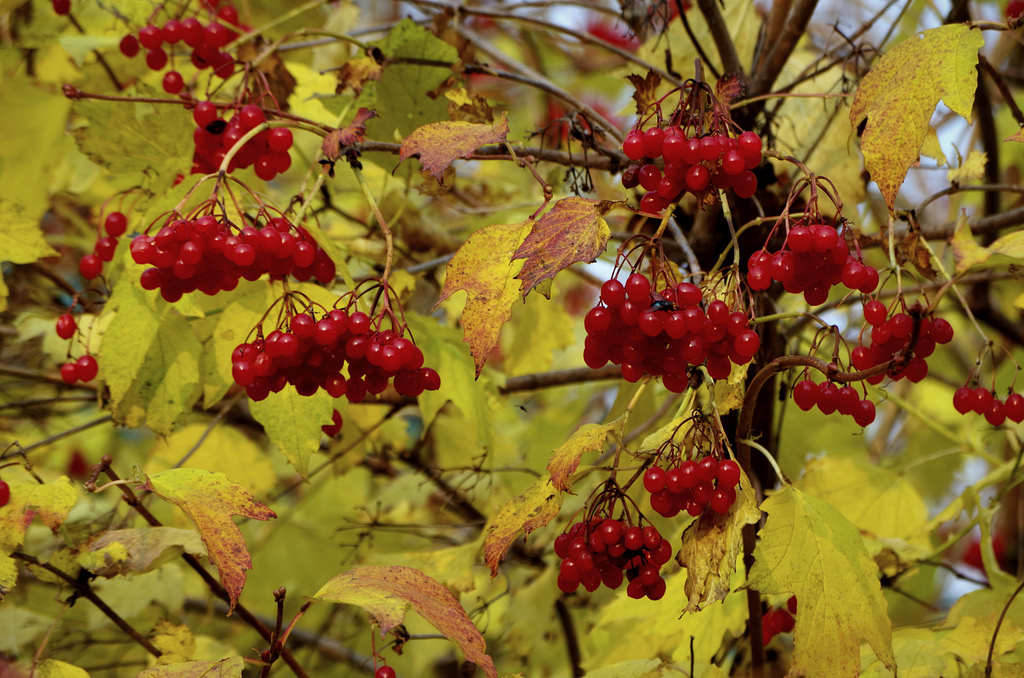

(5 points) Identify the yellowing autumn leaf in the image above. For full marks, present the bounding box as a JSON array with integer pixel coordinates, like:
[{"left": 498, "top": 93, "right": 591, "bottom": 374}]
[
  {"left": 78, "top": 527, "right": 206, "bottom": 577},
  {"left": 435, "top": 221, "right": 530, "bottom": 376},
  {"left": 746, "top": 485, "right": 894, "bottom": 677},
  {"left": 142, "top": 469, "right": 276, "bottom": 612},
  {"left": 951, "top": 213, "right": 990, "bottom": 275},
  {"left": 151, "top": 620, "right": 196, "bottom": 664},
  {"left": 547, "top": 420, "right": 620, "bottom": 492},
  {"left": 0, "top": 476, "right": 77, "bottom": 599},
  {"left": 677, "top": 478, "right": 759, "bottom": 612},
  {"left": 400, "top": 114, "right": 510, "bottom": 181},
  {"left": 36, "top": 659, "right": 90, "bottom": 678},
  {"left": 484, "top": 474, "right": 562, "bottom": 576},
  {"left": 1005, "top": 127, "right": 1024, "bottom": 143},
  {"left": 137, "top": 658, "right": 244, "bottom": 678},
  {"left": 850, "top": 24, "right": 984, "bottom": 210},
  {"left": 947, "top": 149, "right": 987, "bottom": 184},
  {"left": 513, "top": 197, "right": 612, "bottom": 296},
  {"left": 313, "top": 566, "right": 497, "bottom": 678}
]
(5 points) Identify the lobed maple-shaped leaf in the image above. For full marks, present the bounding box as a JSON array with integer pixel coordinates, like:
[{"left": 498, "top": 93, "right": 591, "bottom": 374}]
[
  {"left": 850, "top": 24, "right": 984, "bottom": 210},
  {"left": 313, "top": 566, "right": 497, "bottom": 678},
  {"left": 0, "top": 476, "right": 77, "bottom": 600},
  {"left": 746, "top": 485, "right": 895, "bottom": 677},
  {"left": 513, "top": 197, "right": 612, "bottom": 296},
  {"left": 142, "top": 469, "right": 276, "bottom": 613},
  {"left": 677, "top": 477, "right": 759, "bottom": 612},
  {"left": 627, "top": 70, "right": 662, "bottom": 115},
  {"left": 546, "top": 420, "right": 619, "bottom": 492},
  {"left": 399, "top": 114, "right": 510, "bottom": 182},
  {"left": 484, "top": 474, "right": 562, "bottom": 576},
  {"left": 435, "top": 220, "right": 531, "bottom": 376},
  {"left": 136, "top": 658, "right": 244, "bottom": 678}
]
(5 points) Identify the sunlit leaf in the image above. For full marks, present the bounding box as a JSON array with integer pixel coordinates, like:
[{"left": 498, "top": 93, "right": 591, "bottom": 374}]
[
  {"left": 400, "top": 114, "right": 510, "bottom": 181},
  {"left": 78, "top": 527, "right": 206, "bottom": 577},
  {"left": 850, "top": 25, "right": 984, "bottom": 209},
  {"left": 313, "top": 566, "right": 497, "bottom": 678},
  {"left": 0, "top": 199, "right": 58, "bottom": 265},
  {"left": 950, "top": 213, "right": 990, "bottom": 275},
  {"left": 36, "top": 659, "right": 90, "bottom": 678},
  {"left": 142, "top": 469, "right": 276, "bottom": 612},
  {"left": 947, "top": 150, "right": 988, "bottom": 184},
  {"left": 484, "top": 474, "right": 562, "bottom": 576},
  {"left": 547, "top": 420, "right": 619, "bottom": 492},
  {"left": 746, "top": 485, "right": 895, "bottom": 676}
]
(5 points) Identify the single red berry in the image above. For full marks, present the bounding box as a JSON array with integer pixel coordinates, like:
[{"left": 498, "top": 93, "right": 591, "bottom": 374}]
[
  {"left": 953, "top": 386, "right": 974, "bottom": 415},
  {"left": 162, "top": 70, "right": 185, "bottom": 94},
  {"left": 104, "top": 211, "right": 128, "bottom": 237},
  {"left": 60, "top": 362, "right": 78, "bottom": 384},
  {"left": 138, "top": 25, "right": 163, "bottom": 50},
  {"left": 79, "top": 254, "right": 103, "bottom": 279},
  {"left": 0, "top": 479, "right": 9, "bottom": 507},
  {"left": 1006, "top": 393, "right": 1024, "bottom": 423},
  {"left": 374, "top": 667, "right": 396, "bottom": 678},
  {"left": 625, "top": 273, "right": 651, "bottom": 302},
  {"left": 863, "top": 300, "right": 887, "bottom": 326},
  {"left": 622, "top": 130, "right": 645, "bottom": 160},
  {"left": 75, "top": 355, "right": 98, "bottom": 382},
  {"left": 853, "top": 399, "right": 876, "bottom": 427},
  {"left": 119, "top": 35, "right": 140, "bottom": 57},
  {"left": 973, "top": 387, "right": 995, "bottom": 416},
  {"left": 322, "top": 409, "right": 344, "bottom": 437},
  {"left": 56, "top": 313, "right": 77, "bottom": 339},
  {"left": 793, "top": 379, "right": 817, "bottom": 411},
  {"left": 986, "top": 399, "right": 1007, "bottom": 427},
  {"left": 717, "top": 459, "right": 741, "bottom": 488}
]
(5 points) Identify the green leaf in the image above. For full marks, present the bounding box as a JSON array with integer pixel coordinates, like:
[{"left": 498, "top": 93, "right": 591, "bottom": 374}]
[
  {"left": 248, "top": 385, "right": 335, "bottom": 479},
  {"left": 583, "top": 659, "right": 660, "bottom": 678},
  {"left": 313, "top": 566, "right": 497, "bottom": 678},
  {"left": 746, "top": 485, "right": 895, "bottom": 677},
  {"left": 71, "top": 94, "right": 194, "bottom": 192},
  {"left": 142, "top": 469, "right": 276, "bottom": 612},
  {"left": 850, "top": 25, "right": 984, "bottom": 209}
]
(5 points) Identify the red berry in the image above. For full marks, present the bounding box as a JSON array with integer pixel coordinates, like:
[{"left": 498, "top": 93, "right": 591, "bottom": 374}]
[
  {"left": 793, "top": 379, "right": 817, "bottom": 411},
  {"left": 1006, "top": 393, "right": 1024, "bottom": 423},
  {"left": 75, "top": 355, "right": 98, "bottom": 382},
  {"left": 853, "top": 399, "right": 876, "bottom": 427},
  {"left": 717, "top": 459, "right": 741, "bottom": 488},
  {"left": 0, "top": 479, "right": 8, "bottom": 507},
  {"left": 138, "top": 25, "right": 163, "bottom": 50},
  {"left": 162, "top": 70, "right": 185, "bottom": 94},
  {"left": 60, "top": 362, "right": 78, "bottom": 384},
  {"left": 986, "top": 399, "right": 1007, "bottom": 427},
  {"left": 145, "top": 47, "right": 168, "bottom": 71},
  {"left": 374, "top": 667, "right": 396, "bottom": 678},
  {"left": 625, "top": 273, "right": 650, "bottom": 302},
  {"left": 685, "top": 164, "right": 710, "bottom": 192},
  {"left": 119, "top": 35, "right": 139, "bottom": 57},
  {"left": 863, "top": 300, "right": 887, "bottom": 326},
  {"left": 104, "top": 211, "right": 127, "bottom": 237},
  {"left": 973, "top": 387, "right": 995, "bottom": 416},
  {"left": 644, "top": 466, "right": 666, "bottom": 493},
  {"left": 644, "top": 127, "right": 666, "bottom": 157},
  {"left": 56, "top": 313, "right": 77, "bottom": 339},
  {"left": 953, "top": 386, "right": 974, "bottom": 415},
  {"left": 322, "top": 409, "right": 343, "bottom": 437},
  {"left": 79, "top": 254, "right": 102, "bottom": 279},
  {"left": 622, "top": 131, "right": 645, "bottom": 160}
]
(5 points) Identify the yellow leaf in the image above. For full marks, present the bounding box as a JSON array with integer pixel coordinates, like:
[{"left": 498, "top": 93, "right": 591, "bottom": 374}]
[
  {"left": 78, "top": 527, "right": 206, "bottom": 577},
  {"left": 359, "top": 536, "right": 482, "bottom": 593},
  {"left": 152, "top": 620, "right": 196, "bottom": 665},
  {"left": 677, "top": 478, "right": 759, "bottom": 612},
  {"left": 142, "top": 469, "right": 276, "bottom": 612},
  {"left": 36, "top": 659, "right": 90, "bottom": 678},
  {"left": 583, "top": 658, "right": 660, "bottom": 678},
  {"left": 921, "top": 125, "right": 947, "bottom": 165},
  {"left": 860, "top": 627, "right": 957, "bottom": 678},
  {"left": 399, "top": 114, "right": 510, "bottom": 181},
  {"left": 796, "top": 456, "right": 929, "bottom": 541},
  {"left": 547, "top": 420, "right": 620, "bottom": 492},
  {"left": 944, "top": 613, "right": 1024, "bottom": 663},
  {"left": 746, "top": 485, "right": 895, "bottom": 677},
  {"left": 75, "top": 542, "right": 129, "bottom": 576},
  {"left": 989, "top": 230, "right": 1024, "bottom": 259},
  {"left": 950, "top": 213, "right": 991, "bottom": 275},
  {"left": 313, "top": 566, "right": 497, "bottom": 678},
  {"left": 513, "top": 198, "right": 612, "bottom": 296},
  {"left": 435, "top": 221, "right": 531, "bottom": 376},
  {"left": 136, "top": 658, "right": 244, "bottom": 678},
  {"left": 947, "top": 149, "right": 988, "bottom": 184},
  {"left": 484, "top": 474, "right": 562, "bottom": 576},
  {"left": 0, "top": 199, "right": 57, "bottom": 265},
  {"left": 850, "top": 25, "right": 984, "bottom": 209}
]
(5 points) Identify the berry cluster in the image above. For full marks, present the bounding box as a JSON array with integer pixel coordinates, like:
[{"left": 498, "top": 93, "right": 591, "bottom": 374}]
[
  {"left": 555, "top": 516, "right": 672, "bottom": 600},
  {"left": 60, "top": 355, "right": 99, "bottom": 385},
  {"left": 643, "top": 456, "right": 742, "bottom": 518},
  {"left": 191, "top": 102, "right": 294, "bottom": 179},
  {"left": 584, "top": 272, "right": 760, "bottom": 390},
  {"left": 746, "top": 222, "right": 878, "bottom": 305},
  {"left": 850, "top": 302, "right": 953, "bottom": 385},
  {"left": 953, "top": 386, "right": 1024, "bottom": 426},
  {"left": 763, "top": 596, "right": 798, "bottom": 646},
  {"left": 622, "top": 127, "right": 761, "bottom": 212},
  {"left": 130, "top": 213, "right": 335, "bottom": 302},
  {"left": 230, "top": 296, "right": 440, "bottom": 403},
  {"left": 118, "top": 3, "right": 244, "bottom": 88},
  {"left": 791, "top": 379, "right": 876, "bottom": 427}
]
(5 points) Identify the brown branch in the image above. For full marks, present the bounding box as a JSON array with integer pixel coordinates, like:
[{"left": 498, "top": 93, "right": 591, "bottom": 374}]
[
  {"left": 554, "top": 597, "right": 585, "bottom": 677},
  {"left": 696, "top": 0, "right": 744, "bottom": 76},
  {"left": 10, "top": 552, "right": 162, "bottom": 658},
  {"left": 978, "top": 55, "right": 1024, "bottom": 126},
  {"left": 356, "top": 140, "right": 626, "bottom": 173},
  {"left": 746, "top": 0, "right": 821, "bottom": 96}
]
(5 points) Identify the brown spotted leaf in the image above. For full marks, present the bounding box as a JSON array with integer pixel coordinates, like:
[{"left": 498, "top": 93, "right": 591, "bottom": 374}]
[
  {"left": 850, "top": 25, "right": 983, "bottom": 210},
  {"left": 1005, "top": 128, "right": 1024, "bottom": 143},
  {"left": 321, "top": 108, "right": 378, "bottom": 166},
  {"left": 313, "top": 566, "right": 497, "bottom": 678},
  {"left": 434, "top": 221, "right": 530, "bottom": 376},
  {"left": 335, "top": 56, "right": 384, "bottom": 95},
  {"left": 512, "top": 197, "right": 612, "bottom": 296},
  {"left": 484, "top": 475, "right": 562, "bottom": 576},
  {"left": 896, "top": 231, "right": 937, "bottom": 279},
  {"left": 677, "top": 476, "right": 759, "bottom": 612},
  {"left": 142, "top": 469, "right": 276, "bottom": 613},
  {"left": 399, "top": 114, "right": 510, "bottom": 181},
  {"left": 627, "top": 70, "right": 662, "bottom": 115},
  {"left": 715, "top": 74, "right": 743, "bottom": 108},
  {"left": 547, "top": 420, "right": 620, "bottom": 492}
]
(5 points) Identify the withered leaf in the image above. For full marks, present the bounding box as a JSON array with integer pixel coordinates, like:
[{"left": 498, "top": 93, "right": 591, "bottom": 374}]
[
  {"left": 321, "top": 108, "right": 378, "bottom": 173},
  {"left": 627, "top": 70, "right": 662, "bottom": 115},
  {"left": 399, "top": 114, "right": 510, "bottom": 182},
  {"left": 335, "top": 56, "right": 384, "bottom": 95}
]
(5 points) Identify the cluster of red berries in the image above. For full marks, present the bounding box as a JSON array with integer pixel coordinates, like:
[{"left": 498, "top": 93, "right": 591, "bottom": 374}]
[
  {"left": 746, "top": 222, "right": 878, "bottom": 305},
  {"left": 584, "top": 273, "right": 760, "bottom": 390},
  {"left": 555, "top": 516, "right": 672, "bottom": 600},
  {"left": 118, "top": 3, "right": 244, "bottom": 88},
  {"left": 130, "top": 214, "right": 335, "bottom": 302},
  {"left": 953, "top": 386, "right": 1024, "bottom": 426},
  {"left": 191, "top": 101, "right": 294, "bottom": 179},
  {"left": 792, "top": 379, "right": 876, "bottom": 427},
  {"left": 850, "top": 303, "right": 953, "bottom": 384},
  {"left": 621, "top": 127, "right": 762, "bottom": 212},
  {"left": 643, "top": 456, "right": 742, "bottom": 518},
  {"left": 60, "top": 355, "right": 99, "bottom": 385},
  {"left": 230, "top": 305, "right": 440, "bottom": 403},
  {"left": 78, "top": 211, "right": 129, "bottom": 281},
  {"left": 763, "top": 596, "right": 798, "bottom": 645}
]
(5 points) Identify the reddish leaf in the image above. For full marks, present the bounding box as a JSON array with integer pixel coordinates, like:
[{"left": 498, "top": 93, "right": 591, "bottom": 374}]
[
  {"left": 142, "top": 469, "right": 276, "bottom": 613},
  {"left": 313, "top": 566, "right": 497, "bottom": 678},
  {"left": 513, "top": 197, "right": 612, "bottom": 296},
  {"left": 434, "top": 220, "right": 530, "bottom": 376},
  {"left": 627, "top": 70, "right": 662, "bottom": 115},
  {"left": 321, "top": 108, "right": 378, "bottom": 173},
  {"left": 484, "top": 475, "right": 562, "bottom": 576},
  {"left": 399, "top": 114, "right": 510, "bottom": 181}
]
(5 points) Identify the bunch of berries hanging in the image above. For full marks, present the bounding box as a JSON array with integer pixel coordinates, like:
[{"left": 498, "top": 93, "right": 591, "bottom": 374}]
[
  {"left": 851, "top": 299, "right": 953, "bottom": 385},
  {"left": 745, "top": 175, "right": 877, "bottom": 305},
  {"left": 584, "top": 237, "right": 760, "bottom": 390},
  {"left": 621, "top": 76, "right": 762, "bottom": 213},
  {"left": 230, "top": 283, "right": 440, "bottom": 404},
  {"left": 642, "top": 414, "right": 744, "bottom": 518},
  {"left": 554, "top": 481, "right": 672, "bottom": 600}
]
